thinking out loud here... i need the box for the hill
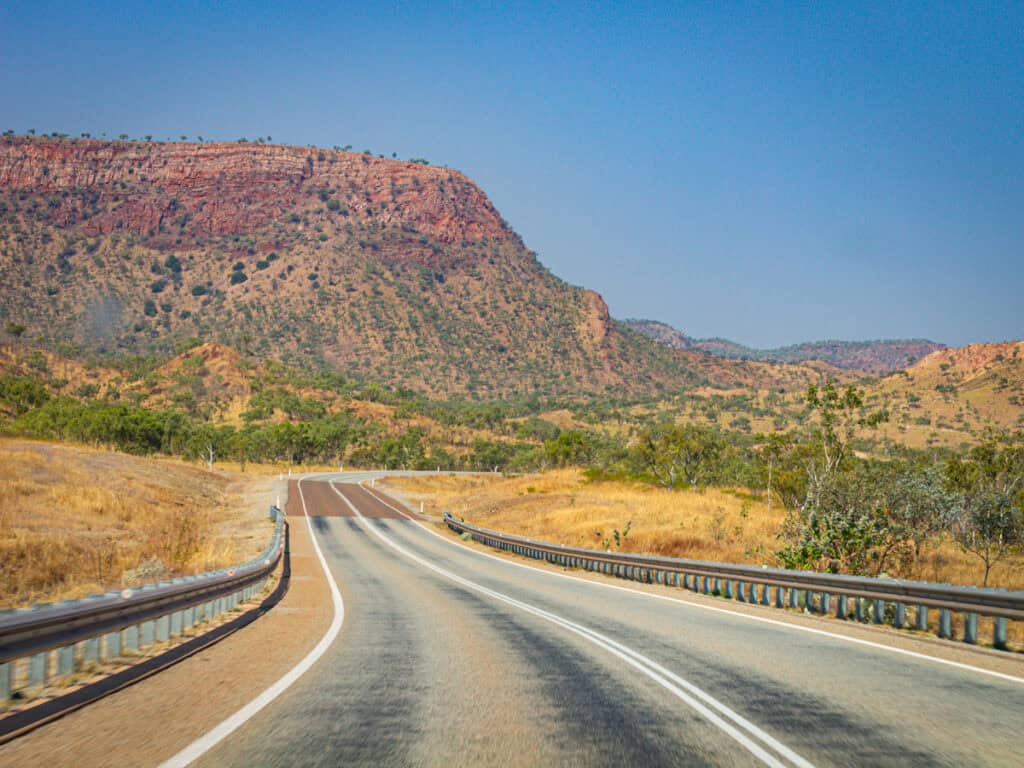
[865,341,1024,447]
[0,136,855,399]
[623,319,944,374]
[0,136,694,399]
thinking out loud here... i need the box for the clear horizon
[2,2,1021,348]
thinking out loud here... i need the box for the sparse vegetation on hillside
[0,439,272,607]
[0,135,735,399]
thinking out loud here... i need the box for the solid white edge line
[333,481,814,768]
[357,476,1024,688]
[159,477,346,768]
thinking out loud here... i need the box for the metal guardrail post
[155,615,170,642]
[83,636,99,664]
[106,629,121,658]
[939,609,952,639]
[994,618,1008,650]
[915,605,928,632]
[854,598,865,622]
[835,594,848,619]
[28,652,47,686]
[141,620,155,647]
[894,603,906,629]
[964,613,978,644]
[57,645,74,676]
[873,599,885,624]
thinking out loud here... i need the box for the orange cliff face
[0,137,511,248]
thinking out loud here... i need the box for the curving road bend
[187,476,1023,768]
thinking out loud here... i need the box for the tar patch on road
[286,480,407,518]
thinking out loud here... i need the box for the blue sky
[2,1,1021,347]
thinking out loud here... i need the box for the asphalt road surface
[184,476,1024,768]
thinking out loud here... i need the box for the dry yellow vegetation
[0,438,275,608]
[868,341,1024,448]
[384,470,1024,591]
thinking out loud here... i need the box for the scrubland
[0,438,275,607]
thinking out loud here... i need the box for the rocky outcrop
[0,137,510,246]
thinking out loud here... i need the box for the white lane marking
[161,478,346,768]
[355,479,1024,688]
[334,482,813,768]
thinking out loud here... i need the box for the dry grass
[0,439,275,608]
[386,470,782,565]
[383,470,1024,591]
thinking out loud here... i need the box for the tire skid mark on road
[331,481,816,768]
[429,579,697,767]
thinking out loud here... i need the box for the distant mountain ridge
[623,319,945,375]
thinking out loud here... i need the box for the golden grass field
[0,438,277,608]
[383,469,1024,592]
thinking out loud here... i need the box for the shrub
[229,272,248,285]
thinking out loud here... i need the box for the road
[179,475,1022,767]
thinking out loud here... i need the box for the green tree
[805,380,887,486]
[636,423,725,489]
[0,374,50,414]
[543,430,597,467]
[946,431,1024,585]
[5,321,26,349]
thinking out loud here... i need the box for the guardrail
[444,512,1024,651]
[0,506,286,701]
